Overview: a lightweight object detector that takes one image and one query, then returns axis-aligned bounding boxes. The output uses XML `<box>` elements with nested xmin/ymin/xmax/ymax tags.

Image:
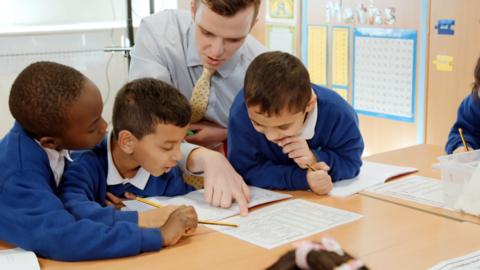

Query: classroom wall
<box><xmin>304</xmin><ymin>0</ymin><xmax>427</xmax><ymax>156</ymax></box>
<box><xmin>0</xmin><ymin>30</ymin><xmax>129</xmax><ymax>137</ymax></box>
<box><xmin>0</xmin><ymin>0</ymin><xmax>177</xmax><ymax>27</ymax></box>
<box><xmin>426</xmin><ymin>0</ymin><xmax>480</xmax><ymax>148</ymax></box>
<box><xmin>0</xmin><ymin>0</ymin><xmax>178</xmax><ymax>137</ymax></box>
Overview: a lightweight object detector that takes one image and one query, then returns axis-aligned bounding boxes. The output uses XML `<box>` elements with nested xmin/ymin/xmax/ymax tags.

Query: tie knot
<box><xmin>202</xmin><ymin>68</ymin><xmax>214</xmax><ymax>79</ymax></box>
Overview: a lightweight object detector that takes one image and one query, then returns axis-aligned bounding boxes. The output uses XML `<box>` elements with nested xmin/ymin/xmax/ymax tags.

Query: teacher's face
<box><xmin>192</xmin><ymin>2</ymin><xmax>256</xmax><ymax>70</ymax></box>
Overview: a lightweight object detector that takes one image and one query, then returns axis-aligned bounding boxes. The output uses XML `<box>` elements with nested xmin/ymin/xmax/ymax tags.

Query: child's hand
<box><xmin>453</xmin><ymin>146</ymin><xmax>469</xmax><ymax>154</ymax></box>
<box><xmin>306</xmin><ymin>162</ymin><xmax>333</xmax><ymax>195</ymax></box>
<box><xmin>105</xmin><ymin>192</ymin><xmax>126</xmax><ymax>210</ymax></box>
<box><xmin>138</xmin><ymin>205</ymin><xmax>180</xmax><ymax>228</ymax></box>
<box><xmin>160</xmin><ymin>205</ymin><xmax>198</xmax><ymax>246</ymax></box>
<box><xmin>277</xmin><ymin>136</ymin><xmax>317</xmax><ymax>169</ymax></box>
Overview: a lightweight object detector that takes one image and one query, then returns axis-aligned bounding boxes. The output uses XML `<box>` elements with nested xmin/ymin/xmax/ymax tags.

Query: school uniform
<box><xmin>0</xmin><ymin>122</ymin><xmax>161</xmax><ymax>261</ymax></box>
<box><xmin>59</xmin><ymin>133</ymin><xmax>194</xmax><ymax>225</ymax></box>
<box><xmin>228</xmin><ymin>84</ymin><xmax>364</xmax><ymax>190</ymax></box>
<box><xmin>445</xmin><ymin>94</ymin><xmax>480</xmax><ymax>154</ymax></box>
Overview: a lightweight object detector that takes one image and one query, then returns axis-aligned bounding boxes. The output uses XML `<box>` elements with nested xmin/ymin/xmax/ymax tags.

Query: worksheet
<box><xmin>208</xmin><ymin>199</ymin><xmax>362</xmax><ymax>249</ymax></box>
<box><xmin>123</xmin><ymin>186</ymin><xmax>292</xmax><ymax>221</ymax></box>
<box><xmin>330</xmin><ymin>161</ymin><xmax>417</xmax><ymax>197</ymax></box>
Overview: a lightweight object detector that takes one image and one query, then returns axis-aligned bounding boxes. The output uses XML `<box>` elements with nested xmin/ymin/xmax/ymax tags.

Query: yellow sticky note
<box><xmin>433</xmin><ymin>55</ymin><xmax>453</xmax><ymax>72</ymax></box>
<box><xmin>332</xmin><ymin>88</ymin><xmax>348</xmax><ymax>101</ymax></box>
<box><xmin>308</xmin><ymin>26</ymin><xmax>328</xmax><ymax>85</ymax></box>
<box><xmin>332</xmin><ymin>27</ymin><xmax>350</xmax><ymax>87</ymax></box>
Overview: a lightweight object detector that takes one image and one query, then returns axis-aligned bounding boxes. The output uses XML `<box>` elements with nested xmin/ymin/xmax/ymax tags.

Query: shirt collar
<box><xmin>186</xmin><ymin>22</ymin><xmax>242</xmax><ymax>78</ymax></box>
<box><xmin>299</xmin><ymin>89</ymin><xmax>318</xmax><ymax>140</ymax></box>
<box><xmin>35</xmin><ymin>140</ymin><xmax>72</xmax><ymax>187</ymax></box>
<box><xmin>106</xmin><ymin>132</ymin><xmax>150</xmax><ymax>190</ymax></box>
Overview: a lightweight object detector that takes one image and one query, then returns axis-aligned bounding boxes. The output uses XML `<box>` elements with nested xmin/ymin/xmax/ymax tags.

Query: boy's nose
<box><xmin>99</xmin><ymin>118</ymin><xmax>108</xmax><ymax>134</ymax></box>
<box><xmin>171</xmin><ymin>146</ymin><xmax>182</xmax><ymax>161</ymax></box>
<box><xmin>265</xmin><ymin>129</ymin><xmax>281</xmax><ymax>142</ymax></box>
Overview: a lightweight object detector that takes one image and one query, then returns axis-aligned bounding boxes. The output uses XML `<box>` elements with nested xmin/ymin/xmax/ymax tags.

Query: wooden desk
<box><xmin>2</xmin><ymin>191</ymin><xmax>479</xmax><ymax>270</ymax></box>
<box><xmin>362</xmin><ymin>144</ymin><xmax>480</xmax><ymax>225</ymax></box>
<box><xmin>364</xmin><ymin>144</ymin><xmax>443</xmax><ymax>179</ymax></box>
<box><xmin>363</xmin><ymin>221</ymin><xmax>480</xmax><ymax>270</ymax></box>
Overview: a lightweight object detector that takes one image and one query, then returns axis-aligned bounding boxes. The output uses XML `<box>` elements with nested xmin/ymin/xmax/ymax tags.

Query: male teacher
<box><xmin>129</xmin><ymin>0</ymin><xmax>265</xmax><ymax>214</ymax></box>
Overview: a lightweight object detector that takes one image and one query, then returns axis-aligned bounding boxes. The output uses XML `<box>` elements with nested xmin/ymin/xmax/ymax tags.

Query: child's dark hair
<box><xmin>267</xmin><ymin>239</ymin><xmax>369</xmax><ymax>270</ymax></box>
<box><xmin>472</xmin><ymin>56</ymin><xmax>480</xmax><ymax>98</ymax></box>
<box><xmin>244</xmin><ymin>51</ymin><xmax>312</xmax><ymax>116</ymax></box>
<box><xmin>9</xmin><ymin>61</ymin><xmax>88</xmax><ymax>138</ymax></box>
<box><xmin>112</xmin><ymin>78</ymin><xmax>191</xmax><ymax>140</ymax></box>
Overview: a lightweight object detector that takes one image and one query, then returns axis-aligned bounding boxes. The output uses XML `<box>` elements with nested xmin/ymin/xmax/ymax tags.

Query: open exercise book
<box><xmin>329</xmin><ymin>161</ymin><xmax>418</xmax><ymax>197</ymax></box>
<box><xmin>366</xmin><ymin>175</ymin><xmax>446</xmax><ymax>209</ymax></box>
<box><xmin>123</xmin><ymin>186</ymin><xmax>292</xmax><ymax>221</ymax></box>
<box><xmin>0</xmin><ymin>248</ymin><xmax>40</xmax><ymax>270</ymax></box>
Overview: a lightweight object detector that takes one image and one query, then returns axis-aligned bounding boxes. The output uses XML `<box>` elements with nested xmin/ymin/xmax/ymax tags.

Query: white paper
<box><xmin>329</xmin><ymin>161</ymin><xmax>418</xmax><ymax>197</ymax></box>
<box><xmin>268</xmin><ymin>26</ymin><xmax>295</xmax><ymax>55</ymax></box>
<box><xmin>0</xmin><ymin>248</ymin><xmax>40</xmax><ymax>270</ymax></box>
<box><xmin>123</xmin><ymin>186</ymin><xmax>292</xmax><ymax>221</ymax></box>
<box><xmin>428</xmin><ymin>250</ymin><xmax>480</xmax><ymax>270</ymax></box>
<box><xmin>366</xmin><ymin>175</ymin><xmax>448</xmax><ymax>209</ymax></box>
<box><xmin>208</xmin><ymin>199</ymin><xmax>362</xmax><ymax>249</ymax></box>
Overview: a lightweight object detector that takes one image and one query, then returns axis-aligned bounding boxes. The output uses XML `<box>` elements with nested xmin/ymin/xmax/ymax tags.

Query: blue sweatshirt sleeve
<box><xmin>228</xmin><ymin>100</ymin><xmax>309</xmax><ymax>190</ymax></box>
<box><xmin>59</xmin><ymin>154</ymin><xmax>137</xmax><ymax>226</ymax></box>
<box><xmin>0</xmin><ymin>170</ymin><xmax>162</xmax><ymax>261</ymax></box>
<box><xmin>311</xmin><ymin>104</ymin><xmax>364</xmax><ymax>181</ymax></box>
<box><xmin>445</xmin><ymin>94</ymin><xmax>480</xmax><ymax>154</ymax></box>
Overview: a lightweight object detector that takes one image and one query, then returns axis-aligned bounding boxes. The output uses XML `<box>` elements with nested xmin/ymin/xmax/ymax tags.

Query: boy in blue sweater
<box><xmin>60</xmin><ymin>78</ymin><xmax>212</xmax><ymax>227</ymax></box>
<box><xmin>0</xmin><ymin>62</ymin><xmax>197</xmax><ymax>261</ymax></box>
<box><xmin>228</xmin><ymin>51</ymin><xmax>364</xmax><ymax>194</ymax></box>
<box><xmin>445</xmin><ymin>56</ymin><xmax>480</xmax><ymax>154</ymax></box>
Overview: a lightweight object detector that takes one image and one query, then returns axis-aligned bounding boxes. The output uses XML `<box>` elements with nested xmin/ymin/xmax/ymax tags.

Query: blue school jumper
<box><xmin>445</xmin><ymin>94</ymin><xmax>480</xmax><ymax>154</ymax></box>
<box><xmin>59</xmin><ymin>137</ymin><xmax>194</xmax><ymax>225</ymax></box>
<box><xmin>228</xmin><ymin>84</ymin><xmax>364</xmax><ymax>190</ymax></box>
<box><xmin>0</xmin><ymin>122</ymin><xmax>161</xmax><ymax>261</ymax></box>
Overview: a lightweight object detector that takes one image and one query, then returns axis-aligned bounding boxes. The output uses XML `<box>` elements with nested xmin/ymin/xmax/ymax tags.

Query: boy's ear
<box><xmin>117</xmin><ymin>130</ymin><xmax>137</xmax><ymax>154</ymax></box>
<box><xmin>305</xmin><ymin>92</ymin><xmax>317</xmax><ymax>113</ymax></box>
<box><xmin>38</xmin><ymin>136</ymin><xmax>62</xmax><ymax>151</ymax></box>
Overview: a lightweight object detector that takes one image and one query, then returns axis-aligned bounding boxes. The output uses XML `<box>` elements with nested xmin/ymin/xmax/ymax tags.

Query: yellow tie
<box><xmin>190</xmin><ymin>68</ymin><xmax>213</xmax><ymax>123</ymax></box>
<box><xmin>183</xmin><ymin>173</ymin><xmax>204</xmax><ymax>190</ymax></box>
<box><xmin>183</xmin><ymin>68</ymin><xmax>214</xmax><ymax>189</ymax></box>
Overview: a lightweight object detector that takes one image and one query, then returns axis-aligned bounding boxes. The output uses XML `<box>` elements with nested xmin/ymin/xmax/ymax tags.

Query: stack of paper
<box><xmin>123</xmin><ymin>186</ymin><xmax>292</xmax><ymax>221</ymax></box>
<box><xmin>428</xmin><ymin>250</ymin><xmax>480</xmax><ymax>270</ymax></box>
<box><xmin>329</xmin><ymin>161</ymin><xmax>418</xmax><ymax>197</ymax></box>
<box><xmin>0</xmin><ymin>248</ymin><xmax>40</xmax><ymax>270</ymax></box>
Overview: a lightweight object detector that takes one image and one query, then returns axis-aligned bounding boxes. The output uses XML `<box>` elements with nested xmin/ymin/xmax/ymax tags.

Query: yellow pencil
<box><xmin>458</xmin><ymin>128</ymin><xmax>470</xmax><ymax>152</ymax></box>
<box><xmin>134</xmin><ymin>197</ymin><xmax>238</xmax><ymax>228</ymax></box>
<box><xmin>306</xmin><ymin>163</ymin><xmax>316</xmax><ymax>172</ymax></box>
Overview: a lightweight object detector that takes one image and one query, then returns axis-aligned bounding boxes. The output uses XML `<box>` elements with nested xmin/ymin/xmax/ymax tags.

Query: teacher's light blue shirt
<box><xmin>129</xmin><ymin>9</ymin><xmax>266</xmax><ymax>127</ymax></box>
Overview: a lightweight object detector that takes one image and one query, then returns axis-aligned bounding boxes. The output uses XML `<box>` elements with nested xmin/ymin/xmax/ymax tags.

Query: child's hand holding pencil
<box><xmin>160</xmin><ymin>205</ymin><xmax>198</xmax><ymax>246</ymax></box>
<box><xmin>306</xmin><ymin>162</ymin><xmax>333</xmax><ymax>195</ymax></box>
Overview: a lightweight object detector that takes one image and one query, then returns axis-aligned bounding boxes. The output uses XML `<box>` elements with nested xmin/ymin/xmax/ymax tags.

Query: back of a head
<box><xmin>112</xmin><ymin>78</ymin><xmax>191</xmax><ymax>140</ymax></box>
<box><xmin>244</xmin><ymin>51</ymin><xmax>312</xmax><ymax>116</ymax></box>
<box><xmin>472</xmin><ymin>56</ymin><xmax>480</xmax><ymax>98</ymax></box>
<box><xmin>195</xmin><ymin>0</ymin><xmax>261</xmax><ymax>20</ymax></box>
<box><xmin>9</xmin><ymin>61</ymin><xmax>87</xmax><ymax>138</ymax></box>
